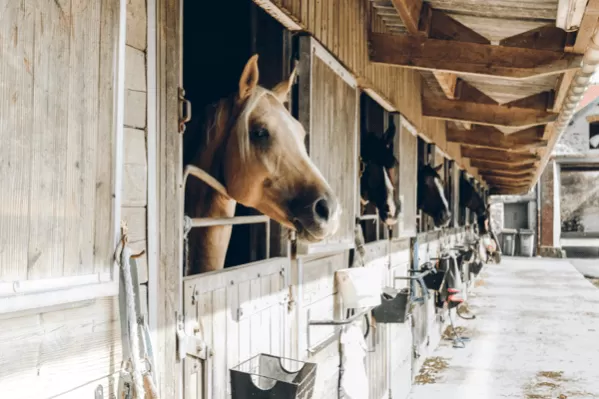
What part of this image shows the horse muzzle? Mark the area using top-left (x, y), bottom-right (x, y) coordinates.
top-left (291, 192), bottom-right (341, 242)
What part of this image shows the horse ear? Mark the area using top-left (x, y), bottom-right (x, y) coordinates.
top-left (433, 164), bottom-right (443, 172)
top-left (383, 123), bottom-right (396, 147)
top-left (272, 61), bottom-right (298, 103)
top-left (239, 54), bottom-right (260, 101)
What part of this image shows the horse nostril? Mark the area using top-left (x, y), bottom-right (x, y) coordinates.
top-left (313, 197), bottom-right (331, 221)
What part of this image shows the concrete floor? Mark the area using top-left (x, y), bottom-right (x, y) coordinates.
top-left (569, 258), bottom-right (599, 279)
top-left (408, 257), bottom-right (599, 399)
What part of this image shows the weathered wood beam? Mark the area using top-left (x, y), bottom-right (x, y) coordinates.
top-left (484, 174), bottom-right (533, 184)
top-left (390, 0), bottom-right (423, 34)
top-left (368, 33), bottom-right (583, 78)
top-left (470, 159), bottom-right (537, 171)
top-left (433, 72), bottom-right (458, 99)
top-left (572, 0), bottom-right (599, 53)
top-left (461, 146), bottom-right (540, 163)
top-left (447, 125), bottom-right (547, 151)
top-left (505, 90), bottom-right (556, 111)
top-left (422, 92), bottom-right (558, 127)
top-left (479, 169), bottom-right (536, 179)
top-left (486, 181), bottom-right (532, 189)
top-left (556, 0), bottom-right (591, 32)
top-left (423, 5), bottom-right (490, 44)
top-left (500, 25), bottom-right (575, 52)
top-left (490, 186), bottom-right (529, 195)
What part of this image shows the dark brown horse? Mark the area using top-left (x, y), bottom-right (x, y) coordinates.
top-left (459, 178), bottom-right (489, 233)
top-left (418, 164), bottom-right (451, 227)
top-left (359, 123), bottom-right (401, 226)
top-left (184, 55), bottom-right (341, 274)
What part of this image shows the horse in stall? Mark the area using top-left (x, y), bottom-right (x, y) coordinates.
top-left (184, 55), bottom-right (341, 275)
top-left (359, 122), bottom-right (401, 226)
top-left (459, 177), bottom-right (489, 234)
top-left (459, 178), bottom-right (501, 263)
top-left (417, 164), bottom-right (451, 228)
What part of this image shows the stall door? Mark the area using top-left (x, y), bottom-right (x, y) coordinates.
top-left (182, 258), bottom-right (291, 399)
top-left (295, 35), bottom-right (359, 254)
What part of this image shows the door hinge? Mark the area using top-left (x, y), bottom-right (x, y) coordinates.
top-left (178, 87), bottom-right (192, 134)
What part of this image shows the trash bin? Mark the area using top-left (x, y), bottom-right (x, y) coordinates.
top-left (501, 229), bottom-right (517, 256)
top-left (519, 228), bottom-right (534, 257)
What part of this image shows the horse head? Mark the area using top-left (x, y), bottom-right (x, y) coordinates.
top-left (360, 123), bottom-right (400, 226)
top-left (189, 54), bottom-right (341, 243)
top-left (418, 163), bottom-right (451, 227)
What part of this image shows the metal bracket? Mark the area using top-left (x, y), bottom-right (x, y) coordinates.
top-left (176, 324), bottom-right (208, 361)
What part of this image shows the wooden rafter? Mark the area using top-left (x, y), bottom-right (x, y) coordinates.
top-left (433, 72), bottom-right (458, 99)
top-left (500, 25), bottom-right (575, 52)
top-left (484, 174), bottom-right (533, 183)
top-left (479, 169), bottom-right (536, 179)
top-left (470, 159), bottom-right (537, 171)
top-left (390, 0), bottom-right (423, 34)
top-left (368, 33), bottom-right (583, 78)
top-left (461, 146), bottom-right (540, 163)
top-left (572, 0), bottom-right (599, 53)
top-left (422, 93), bottom-right (558, 127)
top-left (447, 125), bottom-right (547, 151)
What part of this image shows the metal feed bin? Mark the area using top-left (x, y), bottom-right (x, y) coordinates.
top-left (501, 229), bottom-right (517, 256)
top-left (519, 228), bottom-right (534, 257)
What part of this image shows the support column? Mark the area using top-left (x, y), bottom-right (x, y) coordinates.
top-left (539, 159), bottom-right (565, 257)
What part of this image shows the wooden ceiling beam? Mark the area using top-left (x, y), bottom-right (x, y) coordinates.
top-left (447, 125), bottom-right (547, 151)
top-left (484, 175), bottom-right (533, 184)
top-left (470, 159), bottom-right (537, 171)
top-left (479, 169), bottom-right (536, 179)
top-left (433, 71), bottom-right (458, 99)
top-left (500, 25), bottom-right (575, 52)
top-left (390, 0), bottom-right (423, 34)
top-left (490, 186), bottom-right (530, 195)
top-left (572, 0), bottom-right (599, 53)
top-left (368, 33), bottom-right (583, 79)
top-left (422, 92), bottom-right (558, 127)
top-left (461, 146), bottom-right (540, 163)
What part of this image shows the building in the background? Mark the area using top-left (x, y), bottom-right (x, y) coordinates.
top-left (490, 190), bottom-right (538, 256)
top-left (492, 79), bottom-right (599, 258)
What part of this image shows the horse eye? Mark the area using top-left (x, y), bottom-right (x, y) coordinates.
top-left (251, 127), bottom-right (270, 141)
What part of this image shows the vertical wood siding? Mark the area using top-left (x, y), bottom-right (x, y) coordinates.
top-left (399, 124), bottom-right (418, 237)
top-left (183, 258), bottom-right (289, 399)
top-left (0, 0), bottom-right (116, 280)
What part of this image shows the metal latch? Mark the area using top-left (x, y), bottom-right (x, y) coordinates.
top-left (177, 324), bottom-right (208, 361)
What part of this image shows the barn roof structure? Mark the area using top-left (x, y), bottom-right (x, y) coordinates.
top-left (367, 0), bottom-right (599, 194)
top-left (260, 0), bottom-right (599, 194)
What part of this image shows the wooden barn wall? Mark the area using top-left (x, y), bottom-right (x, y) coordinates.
top-left (398, 124), bottom-right (418, 237)
top-left (0, 0), bottom-right (148, 397)
top-left (305, 53), bottom-right (358, 248)
top-left (255, 0), bottom-right (482, 177)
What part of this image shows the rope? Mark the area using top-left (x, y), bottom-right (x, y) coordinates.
top-left (120, 242), bottom-right (146, 398)
top-left (118, 225), bottom-right (160, 399)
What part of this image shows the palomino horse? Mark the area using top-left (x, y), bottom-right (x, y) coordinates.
top-left (184, 55), bottom-right (341, 275)
top-left (417, 164), bottom-right (451, 228)
top-left (359, 122), bottom-right (401, 226)
top-left (459, 178), bottom-right (489, 234)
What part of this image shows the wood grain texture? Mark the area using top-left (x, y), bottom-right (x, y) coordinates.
top-left (369, 33), bottom-right (583, 78)
top-left (183, 259), bottom-right (288, 399)
top-left (422, 94), bottom-right (558, 127)
top-left (0, 0), bottom-right (116, 281)
top-left (298, 42), bottom-right (358, 249)
top-left (399, 124), bottom-right (418, 237)
top-left (0, 298), bottom-right (121, 399)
